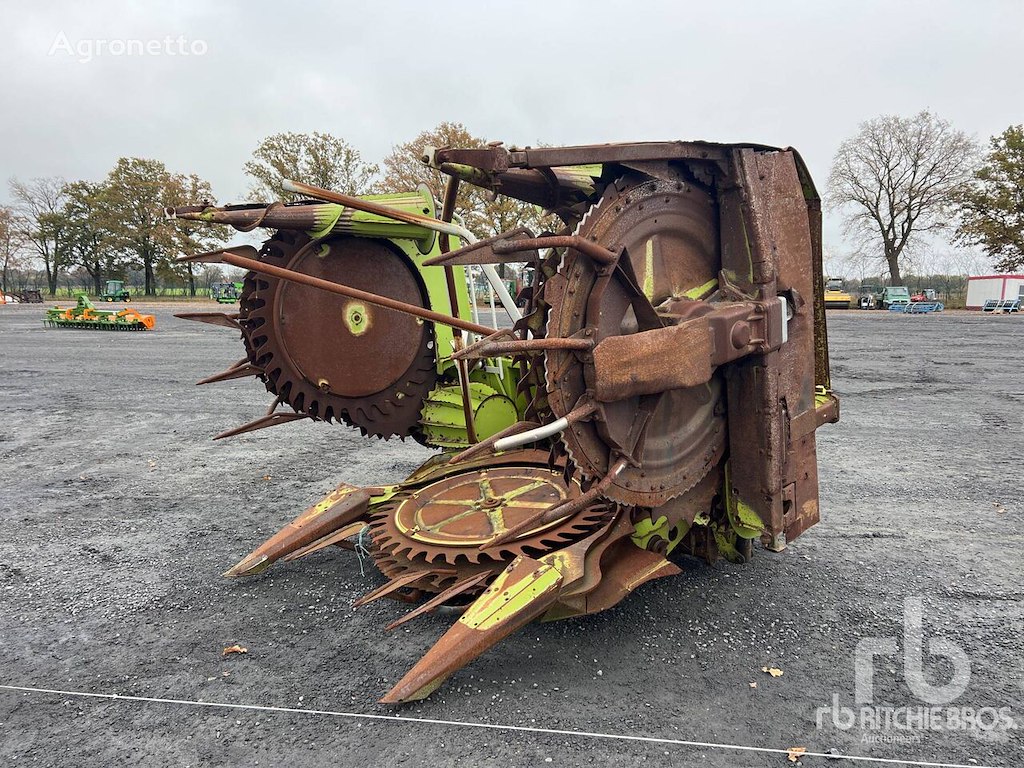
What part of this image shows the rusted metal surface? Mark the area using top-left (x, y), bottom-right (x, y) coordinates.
top-left (180, 242), bottom-right (497, 338)
top-left (438, 176), bottom-right (478, 445)
top-left (422, 227), bottom-right (539, 266)
top-left (170, 137), bottom-right (838, 705)
top-left (196, 358), bottom-right (264, 386)
top-left (545, 174), bottom-right (727, 508)
top-left (433, 164), bottom-right (598, 219)
top-left (592, 319), bottom-right (714, 400)
top-left (369, 464), bottom-right (608, 576)
top-left (379, 554), bottom-right (564, 704)
top-left (172, 311), bottom-right (241, 330)
top-left (492, 234), bottom-right (620, 265)
top-left (247, 234), bottom-right (437, 439)
top-left (431, 141), bottom-right (732, 172)
top-left (213, 410), bottom-right (309, 441)
top-left (224, 485), bottom-right (372, 576)
top-left (453, 336), bottom-right (594, 360)
top-left (447, 420), bottom-right (540, 465)
top-left (167, 194), bottom-right (436, 246)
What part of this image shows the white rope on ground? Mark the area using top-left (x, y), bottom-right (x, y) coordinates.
top-left (0, 684), bottom-right (1005, 768)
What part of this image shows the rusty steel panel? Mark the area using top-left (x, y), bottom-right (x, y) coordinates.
top-left (592, 320), bottom-right (714, 400)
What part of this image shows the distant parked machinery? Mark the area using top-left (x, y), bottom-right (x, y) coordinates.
top-left (873, 285), bottom-right (910, 310)
top-left (982, 298), bottom-right (1021, 313)
top-left (857, 285), bottom-right (878, 309)
top-left (100, 280), bottom-right (131, 302)
top-left (899, 288), bottom-right (944, 313)
top-left (211, 281), bottom-right (243, 303)
top-left (823, 277), bottom-right (853, 309)
top-left (45, 293), bottom-right (154, 330)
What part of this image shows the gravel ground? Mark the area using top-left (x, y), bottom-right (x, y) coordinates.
top-left (0, 302), bottom-right (1020, 767)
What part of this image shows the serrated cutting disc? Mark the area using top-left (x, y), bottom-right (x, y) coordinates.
top-left (545, 174), bottom-right (727, 507)
top-left (369, 465), bottom-right (610, 591)
top-left (239, 231), bottom-right (437, 439)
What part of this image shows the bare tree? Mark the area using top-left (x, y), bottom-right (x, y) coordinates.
top-left (943, 247), bottom-right (988, 278)
top-left (827, 111), bottom-right (978, 284)
top-left (9, 176), bottom-right (71, 295)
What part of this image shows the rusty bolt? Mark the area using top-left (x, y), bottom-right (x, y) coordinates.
top-left (730, 322), bottom-right (751, 349)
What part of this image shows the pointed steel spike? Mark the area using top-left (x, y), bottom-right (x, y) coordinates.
top-left (452, 337), bottom-right (594, 360)
top-left (380, 556), bottom-right (563, 703)
top-left (449, 328), bottom-right (516, 358)
top-left (492, 234), bottom-right (619, 266)
top-left (450, 328), bottom-right (593, 361)
top-left (352, 572), bottom-right (428, 608)
top-left (176, 244), bottom-right (259, 264)
top-left (447, 421), bottom-right (540, 465)
top-left (280, 521), bottom-right (368, 562)
top-left (168, 202), bottom-right (305, 231)
top-left (384, 571), bottom-right (493, 632)
top-left (421, 227), bottom-right (538, 267)
top-left (174, 311), bottom-right (241, 330)
top-left (213, 412), bottom-right (309, 440)
top-left (197, 358), bottom-right (264, 385)
top-left (481, 487), bottom-right (598, 551)
top-left (223, 486), bottom-right (371, 577)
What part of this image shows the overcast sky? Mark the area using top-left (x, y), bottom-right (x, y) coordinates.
top-left (3, 0), bottom-right (1022, 264)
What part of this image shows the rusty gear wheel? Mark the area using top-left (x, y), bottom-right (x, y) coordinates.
top-left (240, 231), bottom-right (437, 439)
top-left (545, 174), bottom-right (727, 507)
top-left (369, 465), bottom-right (610, 592)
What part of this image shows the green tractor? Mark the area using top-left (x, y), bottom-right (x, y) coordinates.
top-left (100, 280), bottom-right (131, 302)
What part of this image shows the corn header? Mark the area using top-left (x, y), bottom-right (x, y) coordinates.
top-left (170, 138), bottom-right (838, 703)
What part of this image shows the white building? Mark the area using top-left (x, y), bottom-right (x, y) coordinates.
top-left (965, 274), bottom-right (1024, 309)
